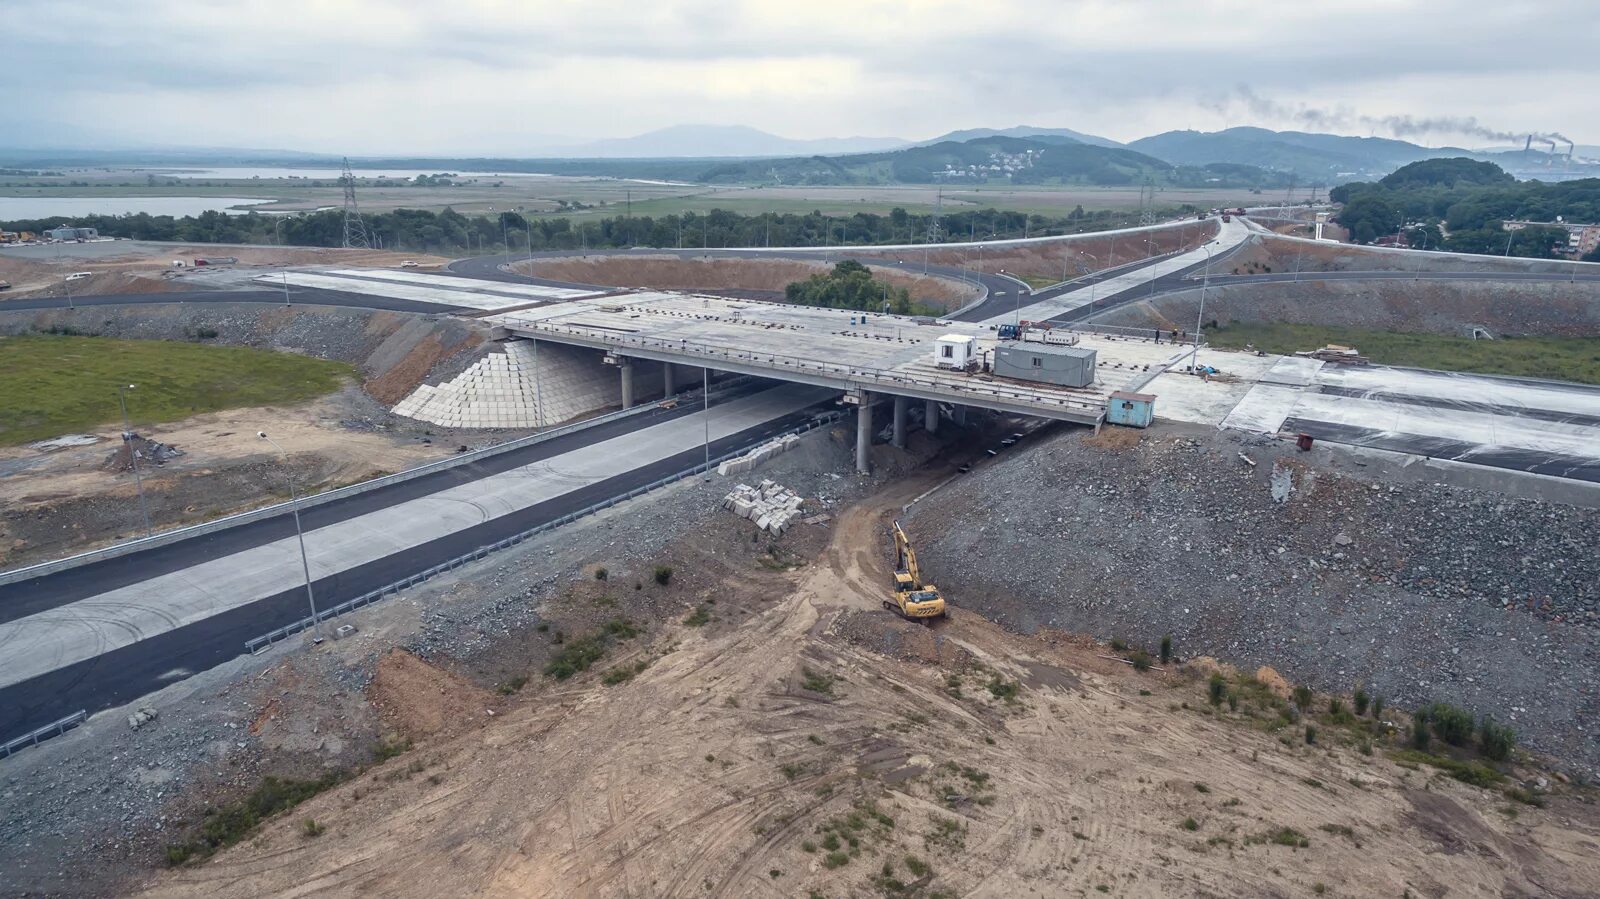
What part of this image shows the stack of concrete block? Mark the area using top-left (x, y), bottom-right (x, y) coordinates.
top-left (715, 433), bottom-right (801, 476)
top-left (721, 479), bottom-right (806, 535)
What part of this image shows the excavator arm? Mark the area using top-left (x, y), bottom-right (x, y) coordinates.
top-left (889, 520), bottom-right (945, 619)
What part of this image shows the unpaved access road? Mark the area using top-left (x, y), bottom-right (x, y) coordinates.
top-left (139, 479), bottom-right (1600, 898)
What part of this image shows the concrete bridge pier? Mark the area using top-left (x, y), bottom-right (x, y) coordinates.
top-left (619, 359), bottom-right (635, 409)
top-left (662, 362), bottom-right (676, 397)
top-left (892, 395), bottom-right (909, 449)
top-left (855, 391), bottom-right (873, 474)
top-left (925, 399), bottom-right (940, 435)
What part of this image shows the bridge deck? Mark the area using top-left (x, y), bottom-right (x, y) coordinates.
top-left (488, 292), bottom-right (1190, 423)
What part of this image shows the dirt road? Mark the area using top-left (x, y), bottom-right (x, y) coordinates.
top-left (139, 485), bottom-right (1600, 898)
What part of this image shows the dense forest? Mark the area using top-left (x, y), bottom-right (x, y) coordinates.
top-left (1331, 159), bottom-right (1600, 259)
top-left (0, 204), bottom-right (1188, 255)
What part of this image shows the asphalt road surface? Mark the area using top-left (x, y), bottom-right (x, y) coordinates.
top-left (0, 382), bottom-right (829, 740)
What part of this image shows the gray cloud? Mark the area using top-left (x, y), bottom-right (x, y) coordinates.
top-left (0, 0), bottom-right (1594, 153)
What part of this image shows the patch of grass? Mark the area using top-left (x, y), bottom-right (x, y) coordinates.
top-left (602, 658), bottom-right (650, 685)
top-left (1180, 817), bottom-right (1199, 831)
top-left (1354, 688), bottom-right (1370, 716)
top-left (496, 675), bottom-right (528, 695)
top-left (1109, 638), bottom-right (1130, 652)
top-left (924, 815), bottom-right (967, 852)
top-left (781, 762), bottom-right (809, 780)
top-left (164, 773), bottom-right (342, 864)
top-left (1208, 673), bottom-right (1226, 706)
top-left (1479, 717), bottom-right (1517, 762)
top-left (944, 674), bottom-right (964, 698)
top-left (1204, 322), bottom-right (1600, 385)
top-left (1390, 749), bottom-right (1505, 788)
top-left (1130, 649), bottom-right (1152, 671)
top-left (602, 617), bottom-right (640, 639)
top-left (1319, 823), bottom-right (1357, 841)
top-left (372, 736), bottom-right (412, 762)
top-left (543, 635), bottom-right (609, 680)
top-left (1419, 703), bottom-right (1475, 747)
top-left (800, 667), bottom-right (837, 696)
top-left (594, 567), bottom-right (608, 581)
top-left (1256, 827), bottom-right (1310, 848)
top-left (683, 605), bottom-right (712, 627)
top-left (1505, 786), bottom-right (1546, 807)
top-left (808, 733), bottom-right (825, 745)
top-left (904, 854), bottom-right (931, 878)
top-left (653, 564), bottom-right (674, 586)
top-left (301, 817), bottom-right (325, 837)
top-left (1193, 782), bottom-right (1210, 793)
top-left (0, 334), bottom-right (354, 446)
top-left (986, 676), bottom-right (1021, 703)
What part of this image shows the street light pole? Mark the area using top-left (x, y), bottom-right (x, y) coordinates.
top-left (117, 384), bottom-right (152, 536)
top-left (257, 431), bottom-right (323, 640)
top-left (1191, 246), bottom-right (1213, 370)
top-left (702, 366), bottom-right (711, 477)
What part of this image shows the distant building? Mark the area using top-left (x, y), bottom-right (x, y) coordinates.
top-left (45, 226), bottom-right (99, 241)
top-left (1501, 219), bottom-right (1597, 257)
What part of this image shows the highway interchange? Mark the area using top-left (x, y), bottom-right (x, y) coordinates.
top-left (2, 221), bottom-right (1599, 745)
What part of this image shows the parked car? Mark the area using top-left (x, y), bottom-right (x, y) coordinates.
top-left (400, 260), bottom-right (420, 268)
top-left (0, 280), bottom-right (10, 291)
top-left (65, 272), bottom-right (92, 282)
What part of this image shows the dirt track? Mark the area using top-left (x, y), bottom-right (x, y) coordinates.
top-left (138, 479), bottom-right (1600, 898)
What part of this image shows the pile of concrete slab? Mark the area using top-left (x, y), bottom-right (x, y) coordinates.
top-left (715, 433), bottom-right (800, 476)
top-left (722, 480), bottom-right (805, 535)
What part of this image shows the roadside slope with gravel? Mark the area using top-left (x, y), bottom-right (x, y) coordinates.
top-left (906, 423), bottom-right (1600, 776)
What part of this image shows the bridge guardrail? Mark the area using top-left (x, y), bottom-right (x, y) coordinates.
top-left (1, 710), bottom-right (87, 760)
top-left (243, 410), bottom-right (846, 654)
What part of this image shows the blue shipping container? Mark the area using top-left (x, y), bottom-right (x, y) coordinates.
top-left (1106, 390), bottom-right (1155, 428)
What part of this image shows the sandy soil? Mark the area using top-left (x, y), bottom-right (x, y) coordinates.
top-left (847, 220), bottom-right (1214, 283)
top-left (137, 480), bottom-right (1600, 898)
top-left (518, 255), bottom-right (979, 307)
top-left (0, 389), bottom-right (451, 566)
top-left (0, 244), bottom-right (449, 300)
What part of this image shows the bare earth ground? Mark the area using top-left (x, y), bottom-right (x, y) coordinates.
top-left (846, 220), bottom-right (1214, 283)
top-left (518, 256), bottom-right (979, 308)
top-left (132, 478), bottom-right (1600, 899)
top-left (0, 387), bottom-right (452, 567)
top-left (0, 244), bottom-right (449, 300)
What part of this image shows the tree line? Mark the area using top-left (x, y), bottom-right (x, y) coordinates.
top-left (0, 203), bottom-right (1182, 256)
top-left (1331, 158), bottom-right (1600, 260)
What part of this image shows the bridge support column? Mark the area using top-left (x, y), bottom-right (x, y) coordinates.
top-left (892, 395), bottom-right (908, 449)
top-left (855, 391), bottom-right (873, 474)
top-left (924, 399), bottom-right (940, 435)
top-left (662, 362), bottom-right (676, 397)
top-left (619, 360), bottom-right (635, 409)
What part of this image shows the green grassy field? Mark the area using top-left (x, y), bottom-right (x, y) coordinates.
top-left (1205, 323), bottom-right (1600, 385)
top-left (0, 334), bottom-right (355, 446)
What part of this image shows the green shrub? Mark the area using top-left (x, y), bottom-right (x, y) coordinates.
top-left (1293, 685), bottom-right (1314, 710)
top-left (1411, 719), bottom-right (1431, 750)
top-left (1180, 817), bottom-right (1199, 831)
top-left (1479, 718), bottom-right (1516, 762)
top-left (1372, 695), bottom-right (1385, 719)
top-left (1391, 749), bottom-right (1504, 788)
top-left (1305, 725), bottom-right (1317, 745)
top-left (653, 565), bottom-right (674, 586)
top-left (1227, 691), bottom-right (1239, 712)
top-left (164, 774), bottom-right (342, 864)
top-left (1353, 688), bottom-right (1370, 716)
top-left (1328, 697), bottom-right (1345, 716)
top-left (1208, 674), bottom-right (1225, 706)
top-left (683, 605), bottom-right (712, 627)
top-left (1110, 638), bottom-right (1129, 652)
top-left (544, 635), bottom-right (608, 679)
top-left (823, 851), bottom-right (850, 869)
top-left (301, 818), bottom-right (324, 837)
top-left (1130, 650), bottom-right (1152, 671)
top-left (1159, 634), bottom-right (1172, 663)
top-left (1423, 703), bottom-right (1475, 746)
top-left (602, 617), bottom-right (639, 639)
top-left (594, 567), bottom-right (608, 581)
top-left (986, 677), bottom-right (1021, 702)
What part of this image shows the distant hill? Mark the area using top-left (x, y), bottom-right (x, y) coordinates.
top-left (918, 126), bottom-right (1122, 149)
top-left (560, 125), bottom-right (908, 159)
top-left (1127, 127), bottom-right (1468, 180)
top-left (694, 135), bottom-right (1285, 188)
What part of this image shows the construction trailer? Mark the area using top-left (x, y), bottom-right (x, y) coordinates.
top-left (992, 343), bottom-right (1097, 388)
top-left (934, 334), bottom-right (978, 371)
top-left (1106, 390), bottom-right (1155, 428)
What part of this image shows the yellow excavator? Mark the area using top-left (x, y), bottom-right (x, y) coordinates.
top-left (887, 520), bottom-right (947, 620)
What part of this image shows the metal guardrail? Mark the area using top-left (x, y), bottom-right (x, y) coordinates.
top-left (0, 385), bottom-right (742, 587)
top-left (243, 410), bottom-right (846, 654)
top-left (1, 710), bottom-right (87, 759)
top-left (522, 321), bottom-right (1107, 418)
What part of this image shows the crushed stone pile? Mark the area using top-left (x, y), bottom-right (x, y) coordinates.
top-left (715, 433), bottom-right (800, 476)
top-left (721, 479), bottom-right (805, 535)
top-left (103, 433), bottom-right (185, 472)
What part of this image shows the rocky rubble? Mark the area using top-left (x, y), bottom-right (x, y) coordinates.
top-left (908, 424), bottom-right (1600, 776)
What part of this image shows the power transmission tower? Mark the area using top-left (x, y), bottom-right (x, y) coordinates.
top-left (1138, 178), bottom-right (1156, 226)
top-left (923, 188), bottom-right (943, 274)
top-left (339, 157), bottom-right (371, 250)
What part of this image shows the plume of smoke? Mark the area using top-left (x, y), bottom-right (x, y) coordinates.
top-left (1212, 85), bottom-right (1563, 146)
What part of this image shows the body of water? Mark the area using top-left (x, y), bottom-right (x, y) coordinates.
top-left (145, 167), bottom-right (538, 181)
top-left (0, 197), bottom-right (274, 219)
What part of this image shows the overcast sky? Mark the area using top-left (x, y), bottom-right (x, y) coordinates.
top-left (3, 0), bottom-right (1595, 154)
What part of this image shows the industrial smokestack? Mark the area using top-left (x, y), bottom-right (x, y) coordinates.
top-left (1524, 135), bottom-right (1533, 152)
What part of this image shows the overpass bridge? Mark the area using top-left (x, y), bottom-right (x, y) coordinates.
top-left (483, 291), bottom-right (1186, 471)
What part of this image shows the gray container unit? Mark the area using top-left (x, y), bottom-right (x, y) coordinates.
top-left (992, 343), bottom-right (1097, 388)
